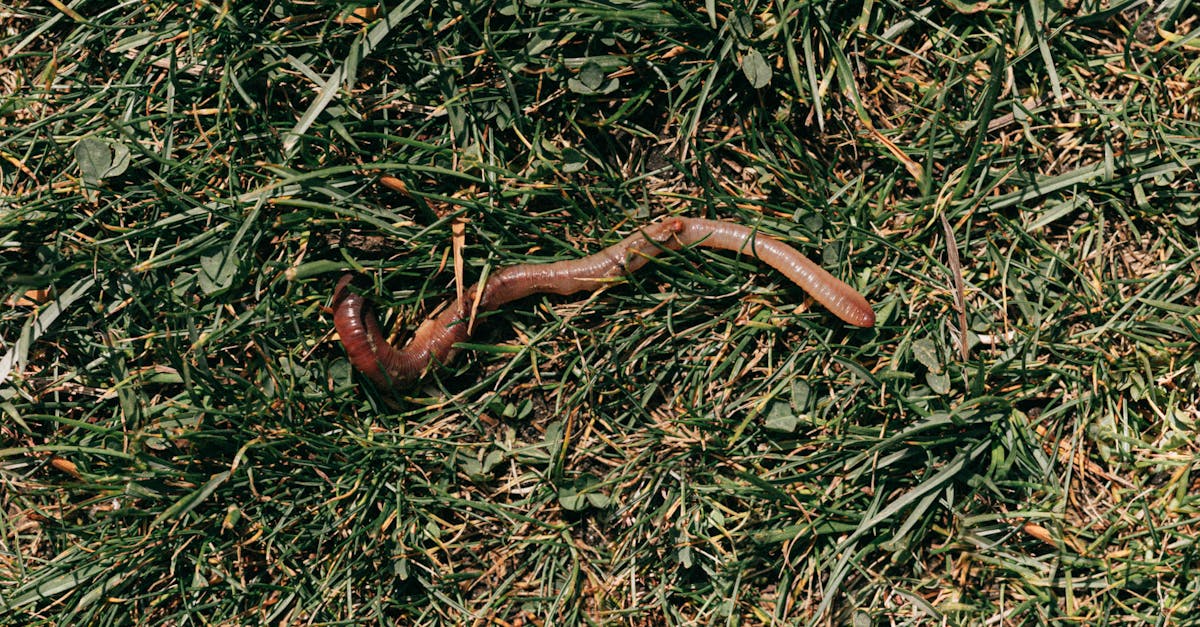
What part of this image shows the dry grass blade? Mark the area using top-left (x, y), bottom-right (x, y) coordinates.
top-left (939, 212), bottom-right (969, 363)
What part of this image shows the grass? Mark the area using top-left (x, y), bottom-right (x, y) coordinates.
top-left (2, 0), bottom-right (1200, 623)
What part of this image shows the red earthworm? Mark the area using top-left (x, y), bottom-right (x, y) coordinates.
top-left (333, 217), bottom-right (874, 389)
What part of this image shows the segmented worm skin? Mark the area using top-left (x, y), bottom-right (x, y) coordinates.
top-left (333, 217), bottom-right (874, 389)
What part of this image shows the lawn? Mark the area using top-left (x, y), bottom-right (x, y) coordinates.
top-left (3, 0), bottom-right (1200, 624)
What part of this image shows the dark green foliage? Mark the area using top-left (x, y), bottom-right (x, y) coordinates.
top-left (3, 0), bottom-right (1199, 623)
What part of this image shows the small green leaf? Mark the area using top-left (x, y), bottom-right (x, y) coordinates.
top-left (544, 420), bottom-right (563, 447)
top-left (764, 401), bottom-right (798, 432)
top-left (912, 337), bottom-right (943, 374)
top-left (678, 544), bottom-right (694, 568)
top-left (558, 486), bottom-right (587, 511)
top-left (1177, 206), bottom-right (1198, 227)
top-left (790, 378), bottom-right (810, 410)
top-left (494, 100), bottom-right (515, 129)
top-left (198, 249), bottom-right (237, 294)
top-left (75, 138), bottom-right (113, 183)
top-left (460, 142), bottom-right (483, 170)
top-left (106, 142), bottom-right (131, 177)
top-left (527, 28), bottom-right (557, 56)
top-left (567, 62), bottom-right (619, 95)
top-left (585, 492), bottom-right (611, 508)
top-left (578, 62), bottom-right (605, 91)
top-left (328, 359), bottom-right (352, 386)
top-left (558, 474), bottom-right (608, 511)
top-left (539, 137), bottom-right (561, 157)
top-left (483, 450), bottom-right (504, 473)
top-left (927, 370), bottom-right (951, 395)
top-left (560, 147), bottom-right (587, 173)
top-left (741, 49), bottom-right (771, 88)
top-left (75, 138), bottom-right (130, 183)
top-left (730, 12), bottom-right (754, 39)
top-left (463, 449), bottom-right (505, 480)
top-left (461, 458), bottom-right (483, 477)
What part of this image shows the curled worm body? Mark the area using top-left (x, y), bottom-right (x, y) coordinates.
top-left (333, 217), bottom-right (873, 389)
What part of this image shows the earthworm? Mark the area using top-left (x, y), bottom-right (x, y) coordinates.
top-left (333, 217), bottom-right (874, 389)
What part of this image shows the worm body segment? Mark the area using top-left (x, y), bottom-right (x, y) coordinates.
top-left (333, 217), bottom-right (873, 389)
